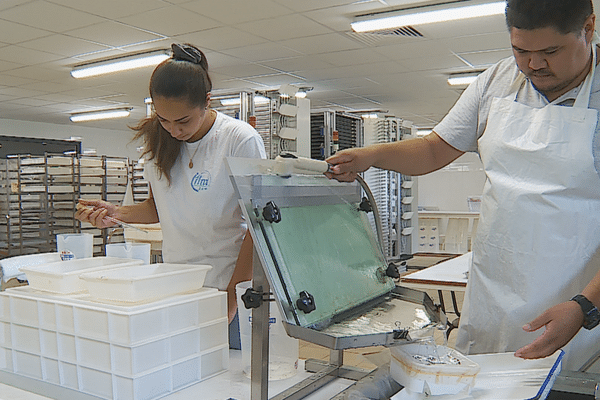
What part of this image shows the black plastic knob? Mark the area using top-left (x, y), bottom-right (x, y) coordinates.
top-left (262, 201), bottom-right (281, 223)
top-left (296, 291), bottom-right (316, 314)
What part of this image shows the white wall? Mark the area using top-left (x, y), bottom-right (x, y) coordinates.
top-left (0, 118), bottom-right (141, 161)
top-left (417, 152), bottom-right (486, 212)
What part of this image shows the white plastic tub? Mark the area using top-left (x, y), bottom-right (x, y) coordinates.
top-left (79, 263), bottom-right (212, 303)
top-left (390, 342), bottom-right (480, 396)
top-left (20, 257), bottom-right (143, 294)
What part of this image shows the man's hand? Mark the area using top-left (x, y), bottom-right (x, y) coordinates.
top-left (325, 147), bottom-right (374, 182)
top-left (515, 301), bottom-right (584, 359)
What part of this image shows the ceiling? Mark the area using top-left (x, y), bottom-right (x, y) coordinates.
top-left (0, 0), bottom-right (595, 132)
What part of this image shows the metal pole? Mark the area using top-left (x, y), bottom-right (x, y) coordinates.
top-left (251, 247), bottom-right (270, 400)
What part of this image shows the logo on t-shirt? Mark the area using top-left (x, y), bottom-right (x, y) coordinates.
top-left (191, 171), bottom-right (211, 192)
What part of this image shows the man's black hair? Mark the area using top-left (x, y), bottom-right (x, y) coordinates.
top-left (506, 0), bottom-right (593, 35)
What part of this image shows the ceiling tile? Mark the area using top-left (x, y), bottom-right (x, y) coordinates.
top-left (117, 5), bottom-right (222, 37)
top-left (315, 48), bottom-right (390, 67)
top-left (277, 33), bottom-right (362, 55)
top-left (220, 43), bottom-right (303, 63)
top-left (65, 21), bottom-right (166, 48)
top-left (0, 1), bottom-right (105, 33)
top-left (180, 0), bottom-right (292, 25)
top-left (173, 27), bottom-right (268, 52)
top-left (236, 14), bottom-right (333, 42)
top-left (212, 63), bottom-right (284, 79)
top-left (0, 45), bottom-right (64, 66)
top-left (259, 56), bottom-right (335, 73)
top-left (47, 0), bottom-right (167, 19)
top-left (458, 49), bottom-right (513, 69)
top-left (19, 34), bottom-right (110, 58)
top-left (272, 0), bottom-right (355, 12)
top-left (0, 19), bottom-right (51, 44)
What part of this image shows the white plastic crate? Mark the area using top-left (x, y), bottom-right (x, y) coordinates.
top-left (79, 263), bottom-right (212, 303)
top-left (20, 257), bottom-right (144, 294)
top-left (0, 286), bottom-right (228, 399)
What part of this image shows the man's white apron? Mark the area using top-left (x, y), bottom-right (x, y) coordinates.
top-left (455, 46), bottom-right (600, 371)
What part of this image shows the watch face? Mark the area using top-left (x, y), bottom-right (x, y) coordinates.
top-left (584, 309), bottom-right (600, 330)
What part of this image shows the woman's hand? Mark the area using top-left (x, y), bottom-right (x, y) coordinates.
top-left (75, 199), bottom-right (119, 229)
top-left (515, 301), bottom-right (584, 359)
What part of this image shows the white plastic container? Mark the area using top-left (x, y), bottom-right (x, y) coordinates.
top-left (79, 263), bottom-right (212, 303)
top-left (390, 342), bottom-right (480, 395)
top-left (106, 243), bottom-right (151, 265)
top-left (0, 286), bottom-right (228, 400)
top-left (236, 281), bottom-right (298, 380)
top-left (19, 257), bottom-right (143, 294)
top-left (56, 233), bottom-right (93, 261)
top-left (0, 252), bottom-right (61, 282)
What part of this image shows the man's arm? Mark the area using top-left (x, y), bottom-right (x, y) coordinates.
top-left (515, 262), bottom-right (600, 359)
top-left (326, 132), bottom-right (465, 182)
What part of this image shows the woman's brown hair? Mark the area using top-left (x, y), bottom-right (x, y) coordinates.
top-left (131, 43), bottom-right (212, 184)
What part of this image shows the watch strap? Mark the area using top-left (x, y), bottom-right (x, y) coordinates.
top-left (571, 294), bottom-right (600, 330)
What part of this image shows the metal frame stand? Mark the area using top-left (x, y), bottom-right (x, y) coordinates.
top-left (249, 250), bottom-right (402, 400)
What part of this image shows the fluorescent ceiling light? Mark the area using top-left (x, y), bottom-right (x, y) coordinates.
top-left (219, 96), bottom-right (270, 106)
top-left (362, 113), bottom-right (379, 119)
top-left (352, 1), bottom-right (506, 32)
top-left (71, 50), bottom-right (169, 79)
top-left (447, 72), bottom-right (481, 86)
top-left (70, 108), bottom-right (132, 123)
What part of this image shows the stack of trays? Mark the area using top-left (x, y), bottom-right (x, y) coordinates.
top-left (0, 286), bottom-right (228, 400)
top-left (1, 258), bottom-right (223, 399)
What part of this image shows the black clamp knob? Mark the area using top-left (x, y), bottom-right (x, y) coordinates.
top-left (262, 201), bottom-right (281, 223)
top-left (358, 197), bottom-right (372, 213)
top-left (386, 263), bottom-right (400, 279)
top-left (296, 291), bottom-right (316, 314)
top-left (240, 287), bottom-right (274, 309)
top-left (393, 329), bottom-right (410, 340)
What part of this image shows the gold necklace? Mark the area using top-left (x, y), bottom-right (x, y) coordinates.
top-left (185, 110), bottom-right (216, 168)
top-left (186, 141), bottom-right (201, 169)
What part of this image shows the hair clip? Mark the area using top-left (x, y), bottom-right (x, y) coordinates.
top-left (171, 43), bottom-right (202, 64)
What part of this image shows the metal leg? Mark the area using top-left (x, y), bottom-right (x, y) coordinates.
top-left (450, 290), bottom-right (461, 317)
top-left (251, 249), bottom-right (270, 400)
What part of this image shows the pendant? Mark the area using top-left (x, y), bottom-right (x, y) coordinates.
top-left (188, 160), bottom-right (193, 169)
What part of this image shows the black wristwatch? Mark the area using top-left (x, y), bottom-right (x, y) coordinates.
top-left (571, 294), bottom-right (600, 330)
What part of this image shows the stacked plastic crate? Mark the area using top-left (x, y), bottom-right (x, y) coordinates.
top-left (0, 286), bottom-right (228, 400)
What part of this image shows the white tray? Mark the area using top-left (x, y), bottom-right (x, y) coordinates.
top-left (20, 257), bottom-right (143, 294)
top-left (79, 263), bottom-right (212, 303)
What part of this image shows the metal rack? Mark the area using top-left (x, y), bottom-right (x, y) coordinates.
top-left (310, 111), bottom-right (363, 160)
top-left (78, 155), bottom-right (128, 255)
top-left (130, 159), bottom-right (149, 204)
top-left (0, 154), bottom-right (80, 257)
top-left (363, 117), bottom-right (419, 259)
top-left (0, 154), bottom-right (129, 259)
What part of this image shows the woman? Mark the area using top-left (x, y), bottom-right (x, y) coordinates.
top-left (76, 43), bottom-right (266, 348)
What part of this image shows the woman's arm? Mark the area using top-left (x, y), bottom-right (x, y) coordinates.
top-left (75, 186), bottom-right (159, 228)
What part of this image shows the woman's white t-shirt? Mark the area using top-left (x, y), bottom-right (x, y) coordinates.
top-left (144, 111), bottom-right (266, 290)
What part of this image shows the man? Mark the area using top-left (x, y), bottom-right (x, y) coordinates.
top-left (327, 0), bottom-right (600, 371)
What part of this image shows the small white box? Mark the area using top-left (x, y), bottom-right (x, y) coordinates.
top-left (20, 257), bottom-right (144, 294)
top-left (390, 342), bottom-right (480, 396)
top-left (79, 263), bottom-right (212, 303)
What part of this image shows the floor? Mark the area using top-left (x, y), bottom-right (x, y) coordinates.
top-left (298, 253), bottom-right (464, 370)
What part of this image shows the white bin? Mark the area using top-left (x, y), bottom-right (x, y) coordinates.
top-left (20, 257), bottom-right (143, 294)
top-left (80, 263), bottom-right (212, 303)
